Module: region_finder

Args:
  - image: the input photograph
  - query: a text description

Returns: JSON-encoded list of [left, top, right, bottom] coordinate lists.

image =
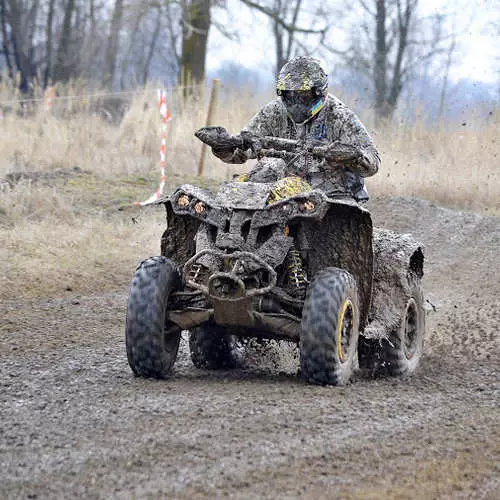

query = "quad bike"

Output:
[[125, 127, 425, 385]]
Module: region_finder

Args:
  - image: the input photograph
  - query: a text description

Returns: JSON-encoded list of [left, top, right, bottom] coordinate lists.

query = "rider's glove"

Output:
[[317, 142, 362, 164]]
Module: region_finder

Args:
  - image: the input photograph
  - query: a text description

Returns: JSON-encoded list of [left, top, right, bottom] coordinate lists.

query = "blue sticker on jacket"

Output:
[[313, 123, 327, 140]]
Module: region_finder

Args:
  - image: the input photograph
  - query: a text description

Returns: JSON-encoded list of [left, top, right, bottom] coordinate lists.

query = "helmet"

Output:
[[276, 56, 328, 96], [276, 57, 328, 124]]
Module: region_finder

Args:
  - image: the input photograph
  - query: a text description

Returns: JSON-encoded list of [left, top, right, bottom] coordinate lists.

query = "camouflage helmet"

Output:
[[276, 56, 328, 97]]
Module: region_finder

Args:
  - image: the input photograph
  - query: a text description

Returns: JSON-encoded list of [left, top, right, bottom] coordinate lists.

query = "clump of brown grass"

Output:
[[369, 114, 499, 213], [0, 83, 257, 180], [1, 212, 163, 300]]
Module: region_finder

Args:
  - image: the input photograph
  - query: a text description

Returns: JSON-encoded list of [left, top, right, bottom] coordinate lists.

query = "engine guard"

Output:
[[183, 250, 277, 298], [184, 250, 278, 326]]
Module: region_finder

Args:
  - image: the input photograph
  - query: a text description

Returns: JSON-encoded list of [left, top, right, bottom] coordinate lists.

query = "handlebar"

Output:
[[195, 126, 360, 164], [195, 126, 327, 160]]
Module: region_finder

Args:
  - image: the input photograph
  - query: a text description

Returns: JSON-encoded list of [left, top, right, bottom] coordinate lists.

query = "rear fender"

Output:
[[365, 228, 424, 339]]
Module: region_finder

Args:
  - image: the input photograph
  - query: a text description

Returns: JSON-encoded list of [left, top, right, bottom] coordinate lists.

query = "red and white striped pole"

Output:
[[135, 89, 171, 206], [45, 86, 56, 112]]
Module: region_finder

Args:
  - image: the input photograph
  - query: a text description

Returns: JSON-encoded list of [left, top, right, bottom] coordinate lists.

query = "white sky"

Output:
[[207, 0, 499, 85]]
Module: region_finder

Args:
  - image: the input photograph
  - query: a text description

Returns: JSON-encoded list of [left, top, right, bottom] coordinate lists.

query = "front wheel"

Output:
[[300, 268, 360, 386], [359, 273, 425, 377], [126, 256, 182, 379]]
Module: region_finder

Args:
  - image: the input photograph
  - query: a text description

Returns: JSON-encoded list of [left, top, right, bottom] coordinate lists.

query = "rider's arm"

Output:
[[243, 100, 286, 137], [333, 108, 380, 177], [212, 100, 286, 164]]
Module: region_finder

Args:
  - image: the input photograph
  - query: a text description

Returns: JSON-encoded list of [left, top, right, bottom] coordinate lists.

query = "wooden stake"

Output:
[[197, 78, 221, 176]]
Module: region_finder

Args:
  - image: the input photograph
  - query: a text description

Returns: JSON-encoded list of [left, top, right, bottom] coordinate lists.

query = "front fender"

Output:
[[161, 202, 200, 266], [302, 202, 374, 330]]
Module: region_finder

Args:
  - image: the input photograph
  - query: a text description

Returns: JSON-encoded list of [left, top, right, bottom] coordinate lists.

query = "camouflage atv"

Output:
[[125, 127, 425, 385]]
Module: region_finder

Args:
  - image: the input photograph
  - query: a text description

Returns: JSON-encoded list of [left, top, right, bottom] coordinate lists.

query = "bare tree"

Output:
[[437, 32, 456, 118], [338, 0, 449, 121], [0, 0, 221, 91], [0, 0, 14, 78], [142, 5, 162, 84], [240, 0, 328, 75], [53, 0, 76, 82], [2, 0, 39, 91], [43, 0, 55, 86], [179, 0, 211, 83], [104, 0, 124, 87]]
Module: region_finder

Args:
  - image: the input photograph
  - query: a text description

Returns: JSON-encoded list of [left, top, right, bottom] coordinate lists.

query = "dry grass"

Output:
[[370, 116, 499, 213], [0, 83, 498, 300]]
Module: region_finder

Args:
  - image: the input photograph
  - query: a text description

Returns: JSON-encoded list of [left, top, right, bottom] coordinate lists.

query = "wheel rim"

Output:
[[403, 298, 419, 359], [337, 299, 354, 363]]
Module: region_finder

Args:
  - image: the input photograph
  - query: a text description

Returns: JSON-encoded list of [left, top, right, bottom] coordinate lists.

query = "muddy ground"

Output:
[[1, 197, 499, 499]]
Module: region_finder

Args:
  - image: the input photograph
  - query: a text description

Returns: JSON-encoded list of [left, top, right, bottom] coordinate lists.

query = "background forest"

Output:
[[1, 0, 499, 120]]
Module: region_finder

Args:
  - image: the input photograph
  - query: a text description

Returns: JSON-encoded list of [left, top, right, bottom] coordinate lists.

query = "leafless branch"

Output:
[[358, 0, 376, 18], [239, 0, 327, 35]]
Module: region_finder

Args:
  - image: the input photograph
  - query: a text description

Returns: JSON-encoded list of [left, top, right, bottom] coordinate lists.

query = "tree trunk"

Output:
[[273, 18, 284, 75], [6, 0, 38, 92], [119, 9, 145, 89], [285, 0, 302, 61], [53, 0, 76, 82], [27, 0, 40, 64], [386, 0, 413, 114], [438, 35, 456, 118], [44, 0, 55, 86], [143, 11, 161, 85], [374, 0, 388, 121], [180, 0, 211, 84], [0, 0, 13, 78], [104, 0, 124, 88]]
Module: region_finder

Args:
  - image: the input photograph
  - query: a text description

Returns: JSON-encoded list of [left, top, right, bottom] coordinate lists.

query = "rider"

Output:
[[211, 56, 380, 202]]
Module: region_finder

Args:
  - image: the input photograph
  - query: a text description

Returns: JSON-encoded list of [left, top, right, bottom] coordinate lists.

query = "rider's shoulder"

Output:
[[324, 94, 352, 112]]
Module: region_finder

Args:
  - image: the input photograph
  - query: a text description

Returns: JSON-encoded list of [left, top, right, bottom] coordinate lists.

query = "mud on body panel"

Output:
[[161, 203, 199, 266], [365, 228, 425, 339], [301, 202, 374, 330]]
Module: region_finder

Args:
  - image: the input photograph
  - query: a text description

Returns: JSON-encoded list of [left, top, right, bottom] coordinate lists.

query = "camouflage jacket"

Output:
[[215, 94, 380, 198]]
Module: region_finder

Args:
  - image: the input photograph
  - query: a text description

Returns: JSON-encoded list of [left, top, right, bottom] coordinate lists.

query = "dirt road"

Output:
[[1, 197, 498, 499]]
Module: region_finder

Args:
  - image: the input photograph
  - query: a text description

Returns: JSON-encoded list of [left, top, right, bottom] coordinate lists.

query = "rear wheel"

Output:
[[359, 273, 425, 377], [126, 257, 182, 379], [300, 268, 360, 385], [189, 326, 240, 369]]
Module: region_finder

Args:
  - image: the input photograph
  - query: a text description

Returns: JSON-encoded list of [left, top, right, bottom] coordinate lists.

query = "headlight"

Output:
[[300, 200, 316, 212], [177, 194, 190, 208], [194, 201, 206, 215]]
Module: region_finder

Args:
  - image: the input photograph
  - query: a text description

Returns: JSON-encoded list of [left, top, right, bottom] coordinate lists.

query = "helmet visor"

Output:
[[281, 90, 319, 123]]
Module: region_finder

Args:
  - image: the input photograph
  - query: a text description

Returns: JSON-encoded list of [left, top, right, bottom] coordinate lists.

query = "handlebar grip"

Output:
[[258, 148, 298, 161]]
